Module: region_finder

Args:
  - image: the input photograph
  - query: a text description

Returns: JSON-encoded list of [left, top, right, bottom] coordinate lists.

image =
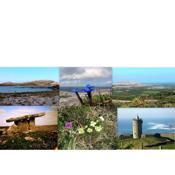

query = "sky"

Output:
[[118, 108, 175, 120], [60, 67, 112, 87], [113, 68, 175, 84], [0, 67, 59, 83], [0, 106, 57, 126]]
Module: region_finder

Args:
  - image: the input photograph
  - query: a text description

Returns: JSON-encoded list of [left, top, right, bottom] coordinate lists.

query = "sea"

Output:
[[0, 86, 53, 93], [117, 108, 175, 135], [60, 86, 111, 92]]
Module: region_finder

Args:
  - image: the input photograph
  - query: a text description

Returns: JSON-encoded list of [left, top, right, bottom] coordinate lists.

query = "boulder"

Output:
[[7, 124, 19, 135], [24, 136, 36, 142]]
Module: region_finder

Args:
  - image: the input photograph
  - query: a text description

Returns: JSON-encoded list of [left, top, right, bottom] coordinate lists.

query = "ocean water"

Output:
[[60, 86, 110, 92], [0, 86, 53, 93], [117, 108, 175, 135]]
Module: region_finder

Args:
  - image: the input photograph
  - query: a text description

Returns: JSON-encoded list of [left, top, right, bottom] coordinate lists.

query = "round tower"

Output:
[[132, 115, 143, 139]]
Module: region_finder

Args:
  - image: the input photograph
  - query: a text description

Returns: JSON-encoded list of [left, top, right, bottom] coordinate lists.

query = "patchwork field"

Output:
[[112, 87, 175, 107]]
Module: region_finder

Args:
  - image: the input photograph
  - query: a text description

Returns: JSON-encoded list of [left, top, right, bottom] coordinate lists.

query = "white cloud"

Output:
[[148, 122, 175, 130], [61, 67, 111, 80], [60, 67, 112, 86]]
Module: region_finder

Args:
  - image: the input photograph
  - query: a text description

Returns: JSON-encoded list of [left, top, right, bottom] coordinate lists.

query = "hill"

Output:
[[0, 80, 59, 88]]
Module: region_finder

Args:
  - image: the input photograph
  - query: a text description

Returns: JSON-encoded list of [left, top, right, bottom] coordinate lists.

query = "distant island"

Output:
[[113, 81, 148, 88], [0, 80, 59, 88], [113, 81, 175, 89]]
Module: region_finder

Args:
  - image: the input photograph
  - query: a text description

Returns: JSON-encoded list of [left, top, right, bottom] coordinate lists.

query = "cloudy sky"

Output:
[[0, 106, 57, 126], [60, 67, 112, 87]]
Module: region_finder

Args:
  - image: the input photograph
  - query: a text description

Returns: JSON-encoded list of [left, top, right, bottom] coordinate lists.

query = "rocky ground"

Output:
[[0, 125, 57, 149], [60, 88, 112, 107], [0, 90, 59, 105]]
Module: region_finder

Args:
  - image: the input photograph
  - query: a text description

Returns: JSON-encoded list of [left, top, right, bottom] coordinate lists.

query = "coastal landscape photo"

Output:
[[0, 106, 57, 149], [112, 68, 175, 107], [58, 67, 117, 149], [0, 68, 59, 105], [116, 108, 175, 149]]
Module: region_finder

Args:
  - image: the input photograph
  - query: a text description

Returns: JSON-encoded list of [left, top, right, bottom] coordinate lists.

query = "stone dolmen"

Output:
[[6, 112, 45, 133]]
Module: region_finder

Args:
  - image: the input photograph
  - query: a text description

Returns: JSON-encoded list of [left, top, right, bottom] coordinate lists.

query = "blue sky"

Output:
[[0, 67, 59, 82], [113, 68, 175, 83], [0, 106, 57, 126], [118, 108, 175, 120]]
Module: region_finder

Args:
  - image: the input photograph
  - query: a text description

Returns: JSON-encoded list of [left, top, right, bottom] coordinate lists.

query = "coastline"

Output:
[[0, 90, 59, 105]]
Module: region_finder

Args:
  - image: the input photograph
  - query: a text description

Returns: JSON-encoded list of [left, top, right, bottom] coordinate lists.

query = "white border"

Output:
[[0, 1, 174, 175], [0, 1, 175, 67], [0, 150, 175, 175]]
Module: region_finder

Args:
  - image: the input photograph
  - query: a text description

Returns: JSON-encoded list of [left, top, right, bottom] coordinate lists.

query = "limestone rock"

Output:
[[24, 136, 36, 142], [7, 124, 19, 135]]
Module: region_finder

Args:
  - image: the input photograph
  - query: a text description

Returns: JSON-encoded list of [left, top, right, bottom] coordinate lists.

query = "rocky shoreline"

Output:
[[0, 88, 111, 106], [0, 90, 59, 105]]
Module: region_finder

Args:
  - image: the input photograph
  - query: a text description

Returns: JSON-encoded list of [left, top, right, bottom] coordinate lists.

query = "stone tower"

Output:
[[132, 115, 143, 139]]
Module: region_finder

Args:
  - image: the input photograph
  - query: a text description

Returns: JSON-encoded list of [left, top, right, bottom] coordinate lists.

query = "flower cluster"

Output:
[[77, 116, 105, 135], [64, 116, 105, 135], [64, 122, 73, 129]]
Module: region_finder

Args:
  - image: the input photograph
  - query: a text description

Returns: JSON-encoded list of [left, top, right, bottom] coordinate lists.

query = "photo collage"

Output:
[[0, 67, 174, 149]]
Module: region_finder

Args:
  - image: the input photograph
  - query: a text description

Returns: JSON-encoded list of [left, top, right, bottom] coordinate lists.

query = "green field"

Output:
[[113, 135, 175, 149], [112, 87, 175, 107]]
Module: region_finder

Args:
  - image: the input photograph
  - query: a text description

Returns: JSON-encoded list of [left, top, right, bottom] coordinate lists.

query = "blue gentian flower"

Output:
[[83, 84, 94, 93]]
